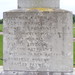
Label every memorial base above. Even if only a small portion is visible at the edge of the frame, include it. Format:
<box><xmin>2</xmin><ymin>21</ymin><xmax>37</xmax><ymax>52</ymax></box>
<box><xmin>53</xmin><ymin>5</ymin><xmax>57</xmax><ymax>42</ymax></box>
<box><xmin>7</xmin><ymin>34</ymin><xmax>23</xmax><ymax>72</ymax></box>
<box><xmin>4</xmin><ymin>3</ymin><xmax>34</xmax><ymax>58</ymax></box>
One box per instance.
<box><xmin>3</xmin><ymin>9</ymin><xmax>73</xmax><ymax>72</ymax></box>
<box><xmin>0</xmin><ymin>71</ymin><xmax>73</xmax><ymax>75</ymax></box>
<box><xmin>3</xmin><ymin>9</ymin><xmax>73</xmax><ymax>75</ymax></box>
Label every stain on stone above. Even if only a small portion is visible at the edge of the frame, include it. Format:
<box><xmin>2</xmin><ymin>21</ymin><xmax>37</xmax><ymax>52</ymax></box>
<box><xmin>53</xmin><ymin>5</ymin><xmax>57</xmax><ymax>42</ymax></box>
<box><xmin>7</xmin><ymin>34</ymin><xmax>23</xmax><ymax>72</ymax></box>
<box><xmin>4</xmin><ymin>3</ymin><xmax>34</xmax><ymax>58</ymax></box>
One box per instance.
<box><xmin>37</xmin><ymin>72</ymin><xmax>48</xmax><ymax>75</ymax></box>
<box><xmin>58</xmin><ymin>32</ymin><xmax>61</xmax><ymax>38</ymax></box>
<box><xmin>18</xmin><ymin>5</ymin><xmax>21</xmax><ymax>9</ymax></box>
<box><xmin>49</xmin><ymin>72</ymin><xmax>53</xmax><ymax>75</ymax></box>
<box><xmin>62</xmin><ymin>51</ymin><xmax>65</xmax><ymax>56</ymax></box>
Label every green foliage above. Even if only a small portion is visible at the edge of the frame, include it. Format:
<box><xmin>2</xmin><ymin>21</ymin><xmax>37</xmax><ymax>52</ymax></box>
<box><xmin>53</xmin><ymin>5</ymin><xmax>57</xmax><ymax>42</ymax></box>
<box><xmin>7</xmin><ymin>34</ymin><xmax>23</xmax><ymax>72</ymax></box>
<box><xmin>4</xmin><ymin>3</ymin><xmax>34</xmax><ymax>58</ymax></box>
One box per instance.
<box><xmin>0</xmin><ymin>19</ymin><xmax>3</xmax><ymax>24</ymax></box>
<box><xmin>73</xmin><ymin>28</ymin><xmax>75</xmax><ymax>38</ymax></box>
<box><xmin>73</xmin><ymin>23</ymin><xmax>75</xmax><ymax>38</ymax></box>
<box><xmin>73</xmin><ymin>23</ymin><xmax>75</xmax><ymax>27</ymax></box>
<box><xmin>0</xmin><ymin>35</ymin><xmax>3</xmax><ymax>65</ymax></box>
<box><xmin>73</xmin><ymin>15</ymin><xmax>75</xmax><ymax>23</ymax></box>
<box><xmin>0</xmin><ymin>24</ymin><xmax>3</xmax><ymax>32</ymax></box>
<box><xmin>73</xmin><ymin>42</ymin><xmax>75</xmax><ymax>67</ymax></box>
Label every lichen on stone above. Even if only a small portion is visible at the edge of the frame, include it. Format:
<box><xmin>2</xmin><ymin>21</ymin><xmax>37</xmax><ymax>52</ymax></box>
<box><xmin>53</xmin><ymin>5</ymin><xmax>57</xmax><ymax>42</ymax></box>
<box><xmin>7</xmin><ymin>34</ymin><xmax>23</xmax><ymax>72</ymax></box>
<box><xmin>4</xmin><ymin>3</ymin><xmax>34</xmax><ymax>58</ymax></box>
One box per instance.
<box><xmin>27</xmin><ymin>8</ymin><xmax>54</xmax><ymax>12</ymax></box>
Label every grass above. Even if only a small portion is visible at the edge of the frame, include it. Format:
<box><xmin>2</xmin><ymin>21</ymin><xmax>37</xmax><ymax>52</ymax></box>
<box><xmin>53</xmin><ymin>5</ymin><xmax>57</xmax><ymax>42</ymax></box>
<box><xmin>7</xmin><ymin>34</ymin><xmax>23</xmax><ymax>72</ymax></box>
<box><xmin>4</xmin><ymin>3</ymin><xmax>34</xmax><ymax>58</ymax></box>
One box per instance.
<box><xmin>0</xmin><ymin>35</ymin><xmax>3</xmax><ymax>65</ymax></box>
<box><xmin>73</xmin><ymin>23</ymin><xmax>75</xmax><ymax>27</ymax></box>
<box><xmin>73</xmin><ymin>42</ymin><xmax>75</xmax><ymax>67</ymax></box>
<box><xmin>73</xmin><ymin>28</ymin><xmax>75</xmax><ymax>38</ymax></box>
<box><xmin>0</xmin><ymin>24</ymin><xmax>3</xmax><ymax>32</ymax></box>
<box><xmin>73</xmin><ymin>23</ymin><xmax>75</xmax><ymax>38</ymax></box>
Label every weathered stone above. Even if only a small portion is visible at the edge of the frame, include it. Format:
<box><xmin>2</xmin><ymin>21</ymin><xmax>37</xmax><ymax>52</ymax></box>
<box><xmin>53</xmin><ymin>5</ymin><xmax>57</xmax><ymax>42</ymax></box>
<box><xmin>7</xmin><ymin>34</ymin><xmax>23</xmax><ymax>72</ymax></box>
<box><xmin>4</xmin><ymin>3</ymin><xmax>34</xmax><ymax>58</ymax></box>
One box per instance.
<box><xmin>63</xmin><ymin>72</ymin><xmax>73</xmax><ymax>75</ymax></box>
<box><xmin>37</xmin><ymin>72</ymin><xmax>49</xmax><ymax>75</ymax></box>
<box><xmin>0</xmin><ymin>71</ymin><xmax>74</xmax><ymax>75</ymax></box>
<box><xmin>3</xmin><ymin>0</ymin><xmax>73</xmax><ymax>75</ymax></box>
<box><xmin>3</xmin><ymin>9</ymin><xmax>73</xmax><ymax>72</ymax></box>
<box><xmin>53</xmin><ymin>73</ymin><xmax>61</xmax><ymax>75</ymax></box>
<box><xmin>18</xmin><ymin>0</ymin><xmax>60</xmax><ymax>8</ymax></box>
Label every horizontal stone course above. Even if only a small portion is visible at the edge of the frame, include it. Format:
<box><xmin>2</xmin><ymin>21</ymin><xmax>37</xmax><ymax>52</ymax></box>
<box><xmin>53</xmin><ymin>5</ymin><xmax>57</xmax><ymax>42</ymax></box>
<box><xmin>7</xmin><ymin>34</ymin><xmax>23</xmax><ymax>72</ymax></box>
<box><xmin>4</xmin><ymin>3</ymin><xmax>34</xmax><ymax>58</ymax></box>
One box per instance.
<box><xmin>0</xmin><ymin>71</ymin><xmax>74</xmax><ymax>75</ymax></box>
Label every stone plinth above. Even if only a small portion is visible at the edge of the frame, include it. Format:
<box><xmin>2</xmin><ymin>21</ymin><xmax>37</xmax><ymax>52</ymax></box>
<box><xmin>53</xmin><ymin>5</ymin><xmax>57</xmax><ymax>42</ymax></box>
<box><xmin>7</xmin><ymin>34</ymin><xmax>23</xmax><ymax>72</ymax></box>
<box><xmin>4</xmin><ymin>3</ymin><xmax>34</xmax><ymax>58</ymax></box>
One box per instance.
<box><xmin>3</xmin><ymin>9</ymin><xmax>73</xmax><ymax>74</ymax></box>
<box><xmin>18</xmin><ymin>0</ymin><xmax>60</xmax><ymax>8</ymax></box>
<box><xmin>1</xmin><ymin>71</ymin><xmax>74</xmax><ymax>75</ymax></box>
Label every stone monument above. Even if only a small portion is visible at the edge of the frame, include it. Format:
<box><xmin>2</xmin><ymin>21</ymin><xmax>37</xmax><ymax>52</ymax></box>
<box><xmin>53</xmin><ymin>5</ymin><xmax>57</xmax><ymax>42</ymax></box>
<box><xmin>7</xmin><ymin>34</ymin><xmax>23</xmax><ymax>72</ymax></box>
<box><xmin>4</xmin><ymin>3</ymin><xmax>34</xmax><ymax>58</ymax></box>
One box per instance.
<box><xmin>2</xmin><ymin>0</ymin><xmax>73</xmax><ymax>75</ymax></box>
<box><xmin>18</xmin><ymin>0</ymin><xmax>59</xmax><ymax>8</ymax></box>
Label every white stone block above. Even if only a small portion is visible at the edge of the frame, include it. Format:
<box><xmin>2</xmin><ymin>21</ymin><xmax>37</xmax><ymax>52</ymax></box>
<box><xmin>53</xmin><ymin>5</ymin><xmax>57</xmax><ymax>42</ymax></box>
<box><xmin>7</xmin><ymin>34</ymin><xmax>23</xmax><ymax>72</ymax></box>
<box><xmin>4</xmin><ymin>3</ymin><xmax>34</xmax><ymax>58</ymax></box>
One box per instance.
<box><xmin>3</xmin><ymin>9</ymin><xmax>73</xmax><ymax>72</ymax></box>
<box><xmin>18</xmin><ymin>0</ymin><xmax>60</xmax><ymax>8</ymax></box>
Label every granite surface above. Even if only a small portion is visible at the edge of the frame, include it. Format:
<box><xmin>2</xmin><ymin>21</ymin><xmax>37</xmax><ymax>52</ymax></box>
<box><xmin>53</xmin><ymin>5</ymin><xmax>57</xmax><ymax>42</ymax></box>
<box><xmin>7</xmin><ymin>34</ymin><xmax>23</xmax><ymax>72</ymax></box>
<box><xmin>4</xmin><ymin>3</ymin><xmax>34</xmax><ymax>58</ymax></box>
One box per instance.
<box><xmin>3</xmin><ymin>9</ymin><xmax>73</xmax><ymax>72</ymax></box>
<box><xmin>18</xmin><ymin>0</ymin><xmax>59</xmax><ymax>8</ymax></box>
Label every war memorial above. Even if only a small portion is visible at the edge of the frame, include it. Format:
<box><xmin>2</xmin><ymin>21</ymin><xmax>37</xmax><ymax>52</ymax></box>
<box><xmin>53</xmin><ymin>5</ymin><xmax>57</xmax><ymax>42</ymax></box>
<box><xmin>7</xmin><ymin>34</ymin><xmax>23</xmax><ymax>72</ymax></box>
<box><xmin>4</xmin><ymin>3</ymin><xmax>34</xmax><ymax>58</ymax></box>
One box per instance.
<box><xmin>1</xmin><ymin>0</ymin><xmax>74</xmax><ymax>75</ymax></box>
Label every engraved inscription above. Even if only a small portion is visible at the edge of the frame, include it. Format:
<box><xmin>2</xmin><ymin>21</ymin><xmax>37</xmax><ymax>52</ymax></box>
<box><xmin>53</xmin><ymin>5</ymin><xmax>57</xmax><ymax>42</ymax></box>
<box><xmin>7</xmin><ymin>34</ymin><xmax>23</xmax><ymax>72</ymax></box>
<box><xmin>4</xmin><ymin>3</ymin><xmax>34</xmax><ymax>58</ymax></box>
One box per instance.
<box><xmin>4</xmin><ymin>12</ymin><xmax>73</xmax><ymax>71</ymax></box>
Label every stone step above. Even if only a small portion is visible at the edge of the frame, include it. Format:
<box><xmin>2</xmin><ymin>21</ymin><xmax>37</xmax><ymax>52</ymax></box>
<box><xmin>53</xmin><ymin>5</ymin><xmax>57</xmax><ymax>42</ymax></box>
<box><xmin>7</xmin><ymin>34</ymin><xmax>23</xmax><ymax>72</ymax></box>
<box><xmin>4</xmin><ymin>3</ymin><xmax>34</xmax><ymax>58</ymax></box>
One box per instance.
<box><xmin>0</xmin><ymin>67</ymin><xmax>75</xmax><ymax>75</ymax></box>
